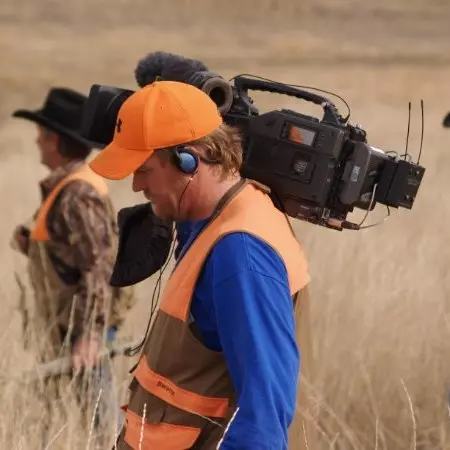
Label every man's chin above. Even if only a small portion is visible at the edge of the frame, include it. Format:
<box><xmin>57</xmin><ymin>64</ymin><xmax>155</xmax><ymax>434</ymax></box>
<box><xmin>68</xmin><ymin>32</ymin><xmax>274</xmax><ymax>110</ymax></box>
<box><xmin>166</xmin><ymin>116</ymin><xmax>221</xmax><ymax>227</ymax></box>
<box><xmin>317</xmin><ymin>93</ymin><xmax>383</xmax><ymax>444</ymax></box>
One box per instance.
<box><xmin>151</xmin><ymin>203</ymin><xmax>174</xmax><ymax>222</ymax></box>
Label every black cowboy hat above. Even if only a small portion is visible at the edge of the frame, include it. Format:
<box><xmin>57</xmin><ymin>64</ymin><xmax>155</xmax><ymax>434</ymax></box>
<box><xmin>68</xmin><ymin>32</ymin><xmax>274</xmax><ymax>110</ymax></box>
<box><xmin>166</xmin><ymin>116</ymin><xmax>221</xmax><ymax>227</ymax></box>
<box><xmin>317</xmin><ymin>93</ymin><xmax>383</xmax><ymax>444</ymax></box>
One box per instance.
<box><xmin>12</xmin><ymin>87</ymin><xmax>104</xmax><ymax>149</ymax></box>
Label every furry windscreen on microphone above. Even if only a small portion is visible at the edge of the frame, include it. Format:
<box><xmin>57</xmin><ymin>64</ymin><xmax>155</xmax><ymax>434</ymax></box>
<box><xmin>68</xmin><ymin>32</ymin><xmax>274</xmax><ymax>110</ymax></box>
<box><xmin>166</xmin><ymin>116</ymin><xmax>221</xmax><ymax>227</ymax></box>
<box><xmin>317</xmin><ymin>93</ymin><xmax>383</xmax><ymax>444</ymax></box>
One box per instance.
<box><xmin>135</xmin><ymin>51</ymin><xmax>209</xmax><ymax>88</ymax></box>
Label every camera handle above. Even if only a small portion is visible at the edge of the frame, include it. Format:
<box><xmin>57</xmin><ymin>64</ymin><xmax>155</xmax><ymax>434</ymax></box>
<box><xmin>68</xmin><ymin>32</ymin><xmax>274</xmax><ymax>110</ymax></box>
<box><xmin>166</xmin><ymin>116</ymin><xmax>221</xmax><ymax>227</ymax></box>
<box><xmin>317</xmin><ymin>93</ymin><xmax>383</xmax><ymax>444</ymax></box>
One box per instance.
<box><xmin>234</xmin><ymin>76</ymin><xmax>343</xmax><ymax>125</ymax></box>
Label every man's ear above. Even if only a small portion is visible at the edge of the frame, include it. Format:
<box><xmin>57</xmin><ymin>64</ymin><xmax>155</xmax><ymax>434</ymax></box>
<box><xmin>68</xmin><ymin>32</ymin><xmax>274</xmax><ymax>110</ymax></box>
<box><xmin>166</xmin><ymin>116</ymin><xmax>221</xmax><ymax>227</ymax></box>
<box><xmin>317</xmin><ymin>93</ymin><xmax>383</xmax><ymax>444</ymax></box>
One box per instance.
<box><xmin>443</xmin><ymin>112</ymin><xmax>450</xmax><ymax>128</ymax></box>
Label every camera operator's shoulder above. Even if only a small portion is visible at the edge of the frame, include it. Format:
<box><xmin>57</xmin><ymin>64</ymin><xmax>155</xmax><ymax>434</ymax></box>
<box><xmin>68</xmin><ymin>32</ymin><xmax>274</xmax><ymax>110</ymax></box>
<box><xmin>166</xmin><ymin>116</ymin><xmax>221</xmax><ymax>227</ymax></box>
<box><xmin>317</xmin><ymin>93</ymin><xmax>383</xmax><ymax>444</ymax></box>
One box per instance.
<box><xmin>209</xmin><ymin>232</ymin><xmax>288</xmax><ymax>286</ymax></box>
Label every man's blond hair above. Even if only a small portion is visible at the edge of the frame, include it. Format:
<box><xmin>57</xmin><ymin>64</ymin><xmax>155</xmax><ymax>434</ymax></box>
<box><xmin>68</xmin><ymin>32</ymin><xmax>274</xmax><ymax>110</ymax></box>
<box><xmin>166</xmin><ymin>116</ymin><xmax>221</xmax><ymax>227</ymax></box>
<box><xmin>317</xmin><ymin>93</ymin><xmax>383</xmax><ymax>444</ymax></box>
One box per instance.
<box><xmin>192</xmin><ymin>123</ymin><xmax>243</xmax><ymax>179</ymax></box>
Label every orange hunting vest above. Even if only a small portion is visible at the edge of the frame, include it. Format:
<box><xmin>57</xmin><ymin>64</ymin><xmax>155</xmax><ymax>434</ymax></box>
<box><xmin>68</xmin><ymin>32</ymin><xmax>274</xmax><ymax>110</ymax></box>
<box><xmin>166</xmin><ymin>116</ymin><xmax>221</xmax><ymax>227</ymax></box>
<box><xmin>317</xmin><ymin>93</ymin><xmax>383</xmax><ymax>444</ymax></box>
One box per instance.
<box><xmin>118</xmin><ymin>180</ymin><xmax>313</xmax><ymax>450</ymax></box>
<box><xmin>30</xmin><ymin>164</ymin><xmax>109</xmax><ymax>242</ymax></box>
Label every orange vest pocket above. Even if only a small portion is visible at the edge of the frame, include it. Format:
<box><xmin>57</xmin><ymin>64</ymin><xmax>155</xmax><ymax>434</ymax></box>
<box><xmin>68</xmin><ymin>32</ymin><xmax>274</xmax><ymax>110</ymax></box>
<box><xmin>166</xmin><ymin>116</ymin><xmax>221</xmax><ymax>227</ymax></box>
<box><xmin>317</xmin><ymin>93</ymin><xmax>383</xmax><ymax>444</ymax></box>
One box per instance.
<box><xmin>124</xmin><ymin>409</ymin><xmax>201</xmax><ymax>450</ymax></box>
<box><xmin>133</xmin><ymin>356</ymin><xmax>230</xmax><ymax>418</ymax></box>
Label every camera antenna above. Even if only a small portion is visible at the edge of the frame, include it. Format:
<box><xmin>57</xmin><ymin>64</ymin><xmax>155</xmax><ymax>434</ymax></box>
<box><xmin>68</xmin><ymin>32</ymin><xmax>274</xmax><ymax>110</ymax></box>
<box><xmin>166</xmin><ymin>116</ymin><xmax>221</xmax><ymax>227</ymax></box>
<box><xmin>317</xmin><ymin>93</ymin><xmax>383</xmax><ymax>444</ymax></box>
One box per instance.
<box><xmin>417</xmin><ymin>99</ymin><xmax>424</xmax><ymax>165</ymax></box>
<box><xmin>404</xmin><ymin>101</ymin><xmax>411</xmax><ymax>161</ymax></box>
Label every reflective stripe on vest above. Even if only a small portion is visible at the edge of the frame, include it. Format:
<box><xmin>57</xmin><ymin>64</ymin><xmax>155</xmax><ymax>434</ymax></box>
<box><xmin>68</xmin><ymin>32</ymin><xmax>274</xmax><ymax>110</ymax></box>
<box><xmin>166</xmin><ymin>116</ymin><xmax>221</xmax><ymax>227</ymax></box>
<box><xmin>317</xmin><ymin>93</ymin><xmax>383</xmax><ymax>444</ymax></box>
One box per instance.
<box><xmin>122</xmin><ymin>181</ymin><xmax>310</xmax><ymax>448</ymax></box>
<box><xmin>124</xmin><ymin>409</ymin><xmax>201</xmax><ymax>450</ymax></box>
<box><xmin>133</xmin><ymin>355</ymin><xmax>230</xmax><ymax>418</ymax></box>
<box><xmin>30</xmin><ymin>164</ymin><xmax>109</xmax><ymax>242</ymax></box>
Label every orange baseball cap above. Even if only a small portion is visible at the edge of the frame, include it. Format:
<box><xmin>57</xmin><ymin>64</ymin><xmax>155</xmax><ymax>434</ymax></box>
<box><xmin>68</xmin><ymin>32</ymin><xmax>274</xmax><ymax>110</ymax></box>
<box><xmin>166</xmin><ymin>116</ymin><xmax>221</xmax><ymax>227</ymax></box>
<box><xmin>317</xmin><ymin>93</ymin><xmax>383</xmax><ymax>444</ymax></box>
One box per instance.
<box><xmin>89</xmin><ymin>80</ymin><xmax>223</xmax><ymax>180</ymax></box>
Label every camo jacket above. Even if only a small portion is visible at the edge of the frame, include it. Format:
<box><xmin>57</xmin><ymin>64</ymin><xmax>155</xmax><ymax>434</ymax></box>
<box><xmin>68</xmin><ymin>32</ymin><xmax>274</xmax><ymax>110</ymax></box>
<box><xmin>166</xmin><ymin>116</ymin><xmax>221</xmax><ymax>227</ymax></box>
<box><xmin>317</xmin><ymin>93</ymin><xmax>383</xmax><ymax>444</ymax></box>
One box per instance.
<box><xmin>25</xmin><ymin>160</ymin><xmax>117</xmax><ymax>338</ymax></box>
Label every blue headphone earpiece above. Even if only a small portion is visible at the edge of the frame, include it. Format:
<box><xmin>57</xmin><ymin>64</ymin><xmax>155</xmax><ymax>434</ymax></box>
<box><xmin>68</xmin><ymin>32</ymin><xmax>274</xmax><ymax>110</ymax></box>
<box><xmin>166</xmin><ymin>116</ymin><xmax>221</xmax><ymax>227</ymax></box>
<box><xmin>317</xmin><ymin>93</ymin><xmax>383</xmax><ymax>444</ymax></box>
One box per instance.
<box><xmin>170</xmin><ymin>146</ymin><xmax>222</xmax><ymax>174</ymax></box>
<box><xmin>171</xmin><ymin>146</ymin><xmax>199</xmax><ymax>174</ymax></box>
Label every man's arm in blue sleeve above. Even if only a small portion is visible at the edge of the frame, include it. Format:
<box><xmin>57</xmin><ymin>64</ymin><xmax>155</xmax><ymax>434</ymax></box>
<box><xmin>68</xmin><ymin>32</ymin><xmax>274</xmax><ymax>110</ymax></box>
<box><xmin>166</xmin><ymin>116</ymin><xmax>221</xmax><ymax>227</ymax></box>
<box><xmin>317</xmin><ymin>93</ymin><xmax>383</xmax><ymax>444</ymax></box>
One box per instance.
<box><xmin>211</xmin><ymin>234</ymin><xmax>300</xmax><ymax>449</ymax></box>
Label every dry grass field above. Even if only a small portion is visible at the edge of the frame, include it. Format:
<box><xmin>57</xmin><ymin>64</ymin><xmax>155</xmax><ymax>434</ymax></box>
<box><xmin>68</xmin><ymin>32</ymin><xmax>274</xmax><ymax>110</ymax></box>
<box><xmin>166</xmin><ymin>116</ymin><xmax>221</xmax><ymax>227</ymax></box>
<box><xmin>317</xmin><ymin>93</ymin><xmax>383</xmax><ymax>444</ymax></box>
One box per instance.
<box><xmin>1</xmin><ymin>0</ymin><xmax>450</xmax><ymax>448</ymax></box>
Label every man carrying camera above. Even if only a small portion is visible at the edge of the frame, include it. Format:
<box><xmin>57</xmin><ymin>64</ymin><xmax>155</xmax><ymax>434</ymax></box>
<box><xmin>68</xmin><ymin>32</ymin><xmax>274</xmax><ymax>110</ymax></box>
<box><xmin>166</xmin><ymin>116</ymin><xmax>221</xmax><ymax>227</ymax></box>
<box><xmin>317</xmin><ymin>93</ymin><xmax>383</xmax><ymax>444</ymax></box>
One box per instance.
<box><xmin>10</xmin><ymin>87</ymin><xmax>135</xmax><ymax>431</ymax></box>
<box><xmin>89</xmin><ymin>79</ymin><xmax>314</xmax><ymax>449</ymax></box>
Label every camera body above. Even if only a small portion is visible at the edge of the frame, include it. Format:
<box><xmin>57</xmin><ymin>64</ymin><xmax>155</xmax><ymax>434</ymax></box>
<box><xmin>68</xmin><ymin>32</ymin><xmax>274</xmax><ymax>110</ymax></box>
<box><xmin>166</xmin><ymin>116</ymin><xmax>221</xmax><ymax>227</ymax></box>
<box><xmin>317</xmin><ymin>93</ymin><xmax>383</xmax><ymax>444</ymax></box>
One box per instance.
<box><xmin>80</xmin><ymin>72</ymin><xmax>425</xmax><ymax>231</ymax></box>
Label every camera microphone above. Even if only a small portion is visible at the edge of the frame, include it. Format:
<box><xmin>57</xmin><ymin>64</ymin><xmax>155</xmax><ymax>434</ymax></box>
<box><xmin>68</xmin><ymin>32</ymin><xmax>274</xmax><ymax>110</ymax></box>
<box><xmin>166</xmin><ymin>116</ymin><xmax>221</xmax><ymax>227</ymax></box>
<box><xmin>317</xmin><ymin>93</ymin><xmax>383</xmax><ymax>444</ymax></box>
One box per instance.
<box><xmin>134</xmin><ymin>51</ymin><xmax>209</xmax><ymax>88</ymax></box>
<box><xmin>134</xmin><ymin>51</ymin><xmax>234</xmax><ymax>114</ymax></box>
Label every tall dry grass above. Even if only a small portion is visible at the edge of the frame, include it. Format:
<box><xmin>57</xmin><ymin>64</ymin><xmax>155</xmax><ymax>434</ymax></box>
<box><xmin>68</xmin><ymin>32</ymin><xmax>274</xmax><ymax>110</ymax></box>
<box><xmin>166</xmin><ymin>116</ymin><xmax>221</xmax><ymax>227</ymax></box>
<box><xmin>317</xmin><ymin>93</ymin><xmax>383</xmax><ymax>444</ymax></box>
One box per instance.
<box><xmin>1</xmin><ymin>0</ymin><xmax>450</xmax><ymax>448</ymax></box>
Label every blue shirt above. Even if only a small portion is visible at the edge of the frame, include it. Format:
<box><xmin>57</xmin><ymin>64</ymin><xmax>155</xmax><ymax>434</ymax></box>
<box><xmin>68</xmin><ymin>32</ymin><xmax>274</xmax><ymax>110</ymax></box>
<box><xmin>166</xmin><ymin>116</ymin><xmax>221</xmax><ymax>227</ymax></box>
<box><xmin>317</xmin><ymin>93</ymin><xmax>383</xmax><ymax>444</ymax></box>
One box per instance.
<box><xmin>175</xmin><ymin>221</ymin><xmax>300</xmax><ymax>449</ymax></box>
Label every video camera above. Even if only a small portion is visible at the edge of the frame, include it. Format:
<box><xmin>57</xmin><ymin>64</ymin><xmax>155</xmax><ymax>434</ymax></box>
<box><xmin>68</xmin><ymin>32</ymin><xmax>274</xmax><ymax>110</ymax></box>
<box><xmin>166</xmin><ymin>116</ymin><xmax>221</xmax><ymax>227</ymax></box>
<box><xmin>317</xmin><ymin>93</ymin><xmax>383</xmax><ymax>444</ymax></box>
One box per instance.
<box><xmin>80</xmin><ymin>70</ymin><xmax>426</xmax><ymax>231</ymax></box>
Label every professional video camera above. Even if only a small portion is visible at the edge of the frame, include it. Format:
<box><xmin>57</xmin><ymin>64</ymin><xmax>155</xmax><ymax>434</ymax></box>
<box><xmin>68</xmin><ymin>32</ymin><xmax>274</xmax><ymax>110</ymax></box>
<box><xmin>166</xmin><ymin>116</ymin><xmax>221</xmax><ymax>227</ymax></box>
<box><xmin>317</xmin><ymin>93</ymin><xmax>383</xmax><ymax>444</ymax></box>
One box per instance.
<box><xmin>80</xmin><ymin>63</ymin><xmax>426</xmax><ymax>231</ymax></box>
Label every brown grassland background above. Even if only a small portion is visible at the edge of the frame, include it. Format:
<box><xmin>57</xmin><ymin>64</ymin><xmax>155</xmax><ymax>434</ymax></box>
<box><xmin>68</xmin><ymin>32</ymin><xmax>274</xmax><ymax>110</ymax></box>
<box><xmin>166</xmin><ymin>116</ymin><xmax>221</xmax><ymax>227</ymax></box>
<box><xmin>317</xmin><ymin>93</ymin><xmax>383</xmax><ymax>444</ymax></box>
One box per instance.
<box><xmin>1</xmin><ymin>0</ymin><xmax>450</xmax><ymax>448</ymax></box>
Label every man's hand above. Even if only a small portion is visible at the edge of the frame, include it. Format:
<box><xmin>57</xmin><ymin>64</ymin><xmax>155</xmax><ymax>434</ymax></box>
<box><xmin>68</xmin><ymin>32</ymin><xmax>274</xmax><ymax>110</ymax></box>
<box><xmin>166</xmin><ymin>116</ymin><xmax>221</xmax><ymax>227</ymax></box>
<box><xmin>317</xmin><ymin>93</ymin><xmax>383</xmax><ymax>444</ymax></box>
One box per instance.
<box><xmin>72</xmin><ymin>335</ymin><xmax>102</xmax><ymax>371</ymax></box>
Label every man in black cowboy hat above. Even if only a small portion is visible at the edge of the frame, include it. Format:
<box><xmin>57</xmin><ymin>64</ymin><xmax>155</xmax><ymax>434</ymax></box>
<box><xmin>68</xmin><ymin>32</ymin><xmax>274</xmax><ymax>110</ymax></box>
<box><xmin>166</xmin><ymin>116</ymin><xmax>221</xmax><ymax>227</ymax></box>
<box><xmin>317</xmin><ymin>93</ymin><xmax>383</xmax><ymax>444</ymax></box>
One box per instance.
<box><xmin>10</xmin><ymin>86</ymin><xmax>136</xmax><ymax>437</ymax></box>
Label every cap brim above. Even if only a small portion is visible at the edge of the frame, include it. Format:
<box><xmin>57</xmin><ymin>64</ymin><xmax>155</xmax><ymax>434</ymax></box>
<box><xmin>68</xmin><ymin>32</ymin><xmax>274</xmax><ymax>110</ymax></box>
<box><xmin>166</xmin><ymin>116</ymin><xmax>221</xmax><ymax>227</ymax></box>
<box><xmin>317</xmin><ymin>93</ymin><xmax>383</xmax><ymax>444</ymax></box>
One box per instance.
<box><xmin>12</xmin><ymin>109</ymin><xmax>105</xmax><ymax>149</ymax></box>
<box><xmin>89</xmin><ymin>141</ymin><xmax>153</xmax><ymax>180</ymax></box>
